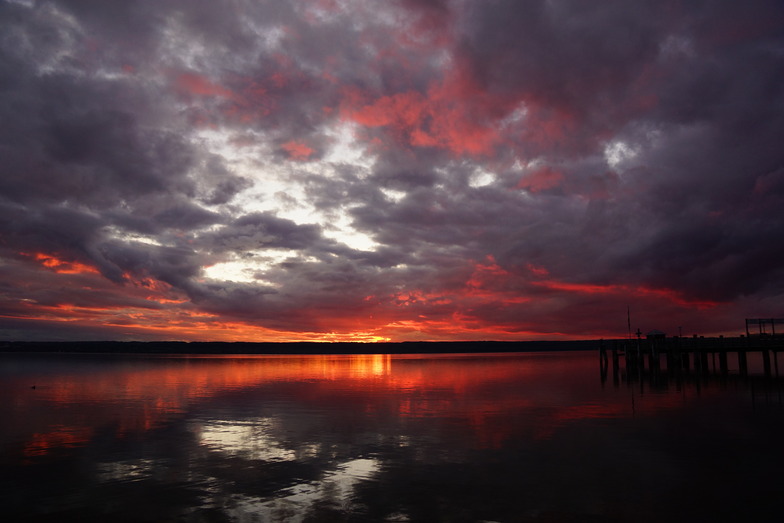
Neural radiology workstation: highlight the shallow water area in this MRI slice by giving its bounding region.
[1,350,783,522]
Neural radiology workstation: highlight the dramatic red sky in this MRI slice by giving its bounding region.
[1,0,783,342]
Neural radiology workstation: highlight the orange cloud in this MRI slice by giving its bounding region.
[26,252,100,275]
[8,248,720,342]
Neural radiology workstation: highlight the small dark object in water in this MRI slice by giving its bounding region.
[31,385,36,389]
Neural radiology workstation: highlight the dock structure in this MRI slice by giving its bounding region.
[745,318,784,338]
[599,334,784,385]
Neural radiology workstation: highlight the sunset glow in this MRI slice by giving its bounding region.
[1,1,782,342]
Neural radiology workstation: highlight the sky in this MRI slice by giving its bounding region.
[1,0,783,342]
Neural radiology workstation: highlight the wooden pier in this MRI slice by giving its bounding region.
[599,335,784,383]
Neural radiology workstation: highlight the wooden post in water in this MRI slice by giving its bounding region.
[693,349,704,373]
[763,350,771,377]
[719,351,728,375]
[738,351,748,377]
[599,340,609,384]
[648,350,659,373]
[611,344,620,385]
[700,351,709,374]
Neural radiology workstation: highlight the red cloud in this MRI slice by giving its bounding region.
[281,140,315,160]
[517,167,564,192]
[466,255,509,291]
[172,71,281,126]
[176,72,237,99]
[526,263,549,277]
[532,278,720,309]
[340,64,511,157]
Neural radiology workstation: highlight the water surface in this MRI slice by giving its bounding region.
[1,351,782,522]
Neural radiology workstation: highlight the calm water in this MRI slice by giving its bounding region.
[1,350,783,522]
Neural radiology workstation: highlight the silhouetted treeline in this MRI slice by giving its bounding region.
[0,339,602,355]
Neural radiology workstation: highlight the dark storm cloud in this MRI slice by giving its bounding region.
[435,1,784,300]
[0,2,246,289]
[458,0,661,128]
[0,0,248,200]
[1,0,783,340]
[200,212,324,253]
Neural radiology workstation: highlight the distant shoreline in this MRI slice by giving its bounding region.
[0,339,603,355]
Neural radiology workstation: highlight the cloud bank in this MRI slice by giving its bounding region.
[1,0,783,341]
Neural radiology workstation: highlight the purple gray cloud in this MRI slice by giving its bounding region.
[1,0,782,341]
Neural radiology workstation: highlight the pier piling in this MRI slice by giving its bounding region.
[738,351,748,376]
[600,336,782,383]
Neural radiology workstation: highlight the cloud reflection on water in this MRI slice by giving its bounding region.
[2,351,783,521]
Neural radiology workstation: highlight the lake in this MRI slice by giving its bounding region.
[1,350,783,522]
